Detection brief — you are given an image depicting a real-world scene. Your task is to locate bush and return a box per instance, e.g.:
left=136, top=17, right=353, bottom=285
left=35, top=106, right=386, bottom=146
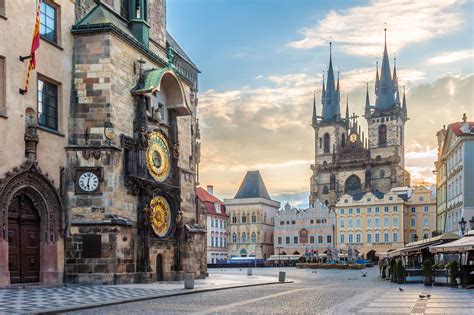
left=396, top=260, right=405, bottom=283
left=422, top=260, right=433, bottom=277
left=433, top=262, right=446, bottom=270
left=448, top=261, right=459, bottom=281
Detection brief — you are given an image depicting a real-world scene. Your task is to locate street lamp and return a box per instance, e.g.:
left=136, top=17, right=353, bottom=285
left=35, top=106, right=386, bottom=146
left=459, top=217, right=467, bottom=235
left=468, top=216, right=474, bottom=232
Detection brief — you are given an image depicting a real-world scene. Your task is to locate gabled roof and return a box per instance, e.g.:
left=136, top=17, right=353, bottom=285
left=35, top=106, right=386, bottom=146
left=234, top=170, right=272, bottom=200
left=196, top=187, right=227, bottom=217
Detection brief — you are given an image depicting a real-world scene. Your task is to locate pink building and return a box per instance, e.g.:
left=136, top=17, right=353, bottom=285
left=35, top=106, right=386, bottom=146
left=274, top=200, right=336, bottom=257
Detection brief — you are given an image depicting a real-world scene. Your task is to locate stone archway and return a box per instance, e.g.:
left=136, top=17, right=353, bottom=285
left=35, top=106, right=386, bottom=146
left=0, top=162, right=63, bottom=286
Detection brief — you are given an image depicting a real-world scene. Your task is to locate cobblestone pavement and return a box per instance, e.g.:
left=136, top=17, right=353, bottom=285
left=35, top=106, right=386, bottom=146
left=68, top=267, right=474, bottom=315
left=0, top=274, right=281, bottom=314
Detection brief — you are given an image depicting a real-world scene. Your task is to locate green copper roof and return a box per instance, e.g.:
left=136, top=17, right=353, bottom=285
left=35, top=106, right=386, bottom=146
left=132, top=68, right=169, bottom=94
left=73, top=2, right=132, bottom=37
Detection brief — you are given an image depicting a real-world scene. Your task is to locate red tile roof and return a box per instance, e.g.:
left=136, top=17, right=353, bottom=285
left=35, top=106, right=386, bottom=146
left=447, top=121, right=474, bottom=136
left=196, top=187, right=227, bottom=217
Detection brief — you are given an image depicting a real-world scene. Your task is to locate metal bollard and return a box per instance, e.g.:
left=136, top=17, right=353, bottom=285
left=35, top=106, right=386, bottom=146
left=279, top=271, right=286, bottom=282
left=184, top=272, right=194, bottom=289
left=247, top=268, right=253, bottom=276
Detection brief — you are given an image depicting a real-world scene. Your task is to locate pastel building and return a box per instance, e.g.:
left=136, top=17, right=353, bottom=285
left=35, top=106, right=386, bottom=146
left=225, top=171, right=280, bottom=259
left=274, top=201, right=336, bottom=256
left=196, top=186, right=228, bottom=264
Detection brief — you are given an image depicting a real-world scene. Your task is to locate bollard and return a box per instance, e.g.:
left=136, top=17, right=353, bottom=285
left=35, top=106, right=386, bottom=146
left=247, top=268, right=253, bottom=276
left=184, top=272, right=194, bottom=289
left=279, top=271, right=286, bottom=282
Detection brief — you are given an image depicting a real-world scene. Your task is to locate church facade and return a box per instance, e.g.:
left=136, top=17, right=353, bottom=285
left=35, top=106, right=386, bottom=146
left=310, top=34, right=410, bottom=209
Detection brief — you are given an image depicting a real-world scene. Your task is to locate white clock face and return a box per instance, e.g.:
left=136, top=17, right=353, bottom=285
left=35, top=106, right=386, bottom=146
left=78, top=172, right=99, bottom=192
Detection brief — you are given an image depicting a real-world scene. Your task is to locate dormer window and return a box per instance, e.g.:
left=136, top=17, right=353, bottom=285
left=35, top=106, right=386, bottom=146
left=214, top=203, right=221, bottom=214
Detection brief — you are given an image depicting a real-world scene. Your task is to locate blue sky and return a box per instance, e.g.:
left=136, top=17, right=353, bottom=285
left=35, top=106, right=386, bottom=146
left=167, top=0, right=473, bottom=208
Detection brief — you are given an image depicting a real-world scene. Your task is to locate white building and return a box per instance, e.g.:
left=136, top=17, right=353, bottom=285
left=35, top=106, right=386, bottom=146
left=196, top=186, right=228, bottom=264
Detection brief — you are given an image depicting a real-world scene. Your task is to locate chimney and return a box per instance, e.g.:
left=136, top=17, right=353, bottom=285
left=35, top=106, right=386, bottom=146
left=207, top=185, right=214, bottom=195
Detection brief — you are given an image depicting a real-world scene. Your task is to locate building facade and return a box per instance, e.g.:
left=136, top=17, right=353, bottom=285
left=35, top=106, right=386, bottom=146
left=335, top=186, right=436, bottom=260
left=274, top=200, right=335, bottom=256
left=225, top=171, right=280, bottom=259
left=196, top=186, right=228, bottom=264
left=310, top=33, right=410, bottom=210
left=435, top=114, right=474, bottom=235
left=1, top=0, right=205, bottom=286
left=0, top=0, right=75, bottom=286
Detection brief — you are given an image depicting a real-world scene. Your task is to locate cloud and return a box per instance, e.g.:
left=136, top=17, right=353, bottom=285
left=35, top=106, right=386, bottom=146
left=427, top=49, right=474, bottom=65
left=288, top=0, right=466, bottom=56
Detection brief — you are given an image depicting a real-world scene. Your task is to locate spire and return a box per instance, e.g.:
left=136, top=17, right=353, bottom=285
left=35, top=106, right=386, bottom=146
left=337, top=70, right=340, bottom=101
left=312, top=92, right=318, bottom=127
left=345, top=95, right=349, bottom=122
left=375, top=60, right=379, bottom=94
left=365, top=82, right=371, bottom=115
left=393, top=55, right=400, bottom=104
left=375, top=26, right=397, bottom=110
left=402, top=85, right=407, bottom=114
left=321, top=73, right=325, bottom=103
left=321, top=41, right=341, bottom=122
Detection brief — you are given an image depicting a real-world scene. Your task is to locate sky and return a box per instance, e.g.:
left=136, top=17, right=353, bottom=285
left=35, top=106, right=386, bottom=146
left=167, top=0, right=474, bottom=208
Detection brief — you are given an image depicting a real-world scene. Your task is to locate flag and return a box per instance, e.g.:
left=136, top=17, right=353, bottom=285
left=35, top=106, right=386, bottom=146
left=21, top=0, right=42, bottom=94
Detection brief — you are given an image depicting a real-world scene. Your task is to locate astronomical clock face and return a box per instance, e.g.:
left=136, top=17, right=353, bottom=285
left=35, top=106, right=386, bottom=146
left=349, top=133, right=358, bottom=143
left=146, top=131, right=171, bottom=182
left=149, top=196, right=172, bottom=237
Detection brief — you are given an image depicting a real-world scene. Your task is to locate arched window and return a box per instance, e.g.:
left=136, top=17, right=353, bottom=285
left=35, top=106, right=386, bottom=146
left=345, top=175, right=362, bottom=195
left=323, top=133, right=330, bottom=153
left=341, top=133, right=346, bottom=147
left=378, top=124, right=387, bottom=146
left=400, top=126, right=403, bottom=145
left=251, top=213, right=256, bottom=223
left=241, top=214, right=247, bottom=223
left=242, top=232, right=247, bottom=243
left=322, top=185, right=329, bottom=194
left=251, top=232, right=257, bottom=242
left=232, top=232, right=237, bottom=243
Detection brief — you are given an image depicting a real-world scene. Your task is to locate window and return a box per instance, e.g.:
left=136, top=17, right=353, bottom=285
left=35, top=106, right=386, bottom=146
left=310, top=235, right=315, bottom=244
left=211, top=219, right=214, bottom=228
left=375, top=207, right=380, bottom=213
left=0, top=56, right=5, bottom=115
left=393, top=205, right=398, bottom=212
left=419, top=196, right=424, bottom=201
left=251, top=232, right=257, bottom=243
left=411, top=233, right=417, bottom=241
left=318, top=235, right=323, bottom=244
left=293, top=236, right=298, bottom=244
left=340, top=234, right=345, bottom=243
left=367, top=218, right=372, bottom=228
left=322, top=185, right=329, bottom=194
left=40, top=1, right=57, bottom=43
left=38, top=78, right=58, bottom=130
left=388, top=196, right=393, bottom=201
left=232, top=233, right=237, bottom=243
left=423, top=233, right=429, bottom=239
left=356, top=233, right=361, bottom=243
left=356, top=208, right=360, bottom=214
left=348, top=234, right=353, bottom=243
left=384, top=233, right=389, bottom=243
left=241, top=214, right=247, bottom=223
left=345, top=175, right=362, bottom=195
left=211, top=237, right=214, bottom=247
left=348, top=219, right=353, bottom=228
left=319, top=137, right=322, bottom=148
left=277, top=236, right=282, bottom=245
left=291, top=220, right=296, bottom=225
left=340, top=218, right=345, bottom=228
left=423, top=217, right=429, bottom=227
left=286, top=236, right=290, bottom=244
left=323, top=133, right=330, bottom=153
left=310, top=219, right=314, bottom=224
left=393, top=232, right=398, bottom=242
left=251, top=213, right=256, bottom=223
left=356, top=218, right=361, bottom=228
left=366, top=233, right=372, bottom=243
left=375, top=233, right=380, bottom=243
left=411, top=218, right=416, bottom=227
left=340, top=208, right=344, bottom=215
left=348, top=208, right=353, bottom=214
left=82, top=235, right=101, bottom=258
left=393, top=217, right=398, bottom=227
left=327, top=235, right=332, bottom=244
left=367, top=207, right=372, bottom=214
left=280, top=221, right=285, bottom=226
left=378, top=124, right=387, bottom=146
left=383, top=217, right=389, bottom=227
left=232, top=215, right=237, bottom=224
left=367, top=198, right=372, bottom=202
left=380, top=170, right=385, bottom=178
left=411, top=207, right=416, bottom=213
left=384, top=206, right=389, bottom=212
left=242, top=232, right=247, bottom=243
left=375, top=218, right=380, bottom=228
left=424, top=206, right=429, bottom=213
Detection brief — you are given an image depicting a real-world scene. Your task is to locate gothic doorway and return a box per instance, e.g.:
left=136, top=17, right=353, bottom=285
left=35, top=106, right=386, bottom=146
left=8, top=193, right=40, bottom=283
left=156, top=254, right=164, bottom=281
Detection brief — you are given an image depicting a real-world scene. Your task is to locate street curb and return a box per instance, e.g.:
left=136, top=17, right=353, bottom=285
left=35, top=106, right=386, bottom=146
left=39, top=280, right=293, bottom=314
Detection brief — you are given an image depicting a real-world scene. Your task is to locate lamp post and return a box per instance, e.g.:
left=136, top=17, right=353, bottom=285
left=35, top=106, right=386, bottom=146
left=459, top=217, right=467, bottom=235
left=469, top=217, right=474, bottom=231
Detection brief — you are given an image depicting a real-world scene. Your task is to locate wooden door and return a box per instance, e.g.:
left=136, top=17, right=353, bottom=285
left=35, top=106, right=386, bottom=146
left=8, top=194, right=40, bottom=283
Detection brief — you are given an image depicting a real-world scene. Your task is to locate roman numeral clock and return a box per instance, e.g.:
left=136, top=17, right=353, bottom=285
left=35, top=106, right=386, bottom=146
left=74, top=168, right=104, bottom=195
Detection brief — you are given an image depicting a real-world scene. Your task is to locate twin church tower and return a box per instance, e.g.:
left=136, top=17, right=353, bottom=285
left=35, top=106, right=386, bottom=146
left=310, top=30, right=410, bottom=209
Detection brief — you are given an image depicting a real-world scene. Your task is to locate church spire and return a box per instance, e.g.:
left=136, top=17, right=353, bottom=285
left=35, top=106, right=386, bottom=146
left=375, top=60, right=379, bottom=94
left=365, top=82, right=371, bottom=116
left=393, top=55, right=400, bottom=105
left=312, top=92, right=317, bottom=127
left=321, top=41, right=341, bottom=122
left=402, top=85, right=407, bottom=114
left=345, top=95, right=349, bottom=122
left=375, top=26, right=397, bottom=110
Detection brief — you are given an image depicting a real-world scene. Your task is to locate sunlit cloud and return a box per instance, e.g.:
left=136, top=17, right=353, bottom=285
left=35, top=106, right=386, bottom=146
left=288, top=0, right=466, bottom=56
left=427, top=49, right=474, bottom=65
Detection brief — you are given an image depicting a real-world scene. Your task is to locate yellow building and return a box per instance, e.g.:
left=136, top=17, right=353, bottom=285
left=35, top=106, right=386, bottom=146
left=335, top=186, right=436, bottom=261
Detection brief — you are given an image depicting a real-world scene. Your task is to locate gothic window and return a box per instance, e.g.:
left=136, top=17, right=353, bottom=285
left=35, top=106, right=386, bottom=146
left=232, top=215, right=237, bottom=224
left=341, top=133, right=346, bottom=147
left=251, top=232, right=257, bottom=243
left=380, top=169, right=385, bottom=178
left=345, top=175, right=362, bottom=195
left=378, top=124, right=387, bottom=146
left=241, top=214, right=247, bottom=224
left=242, top=232, right=247, bottom=243
left=322, top=185, right=329, bottom=194
left=251, top=213, right=256, bottom=223
left=400, top=126, right=403, bottom=145
left=330, top=174, right=336, bottom=189
left=323, top=133, right=330, bottom=153
left=232, top=232, right=237, bottom=243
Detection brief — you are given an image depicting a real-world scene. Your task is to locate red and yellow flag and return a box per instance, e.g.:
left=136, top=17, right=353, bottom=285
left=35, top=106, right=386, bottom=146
left=22, top=0, right=42, bottom=94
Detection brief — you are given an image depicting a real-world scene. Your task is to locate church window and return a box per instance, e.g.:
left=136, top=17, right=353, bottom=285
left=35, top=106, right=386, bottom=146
left=322, top=185, right=329, bottom=194
left=380, top=170, right=385, bottom=178
left=344, top=175, right=362, bottom=195
left=323, top=133, right=330, bottom=153
left=378, top=124, right=387, bottom=146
